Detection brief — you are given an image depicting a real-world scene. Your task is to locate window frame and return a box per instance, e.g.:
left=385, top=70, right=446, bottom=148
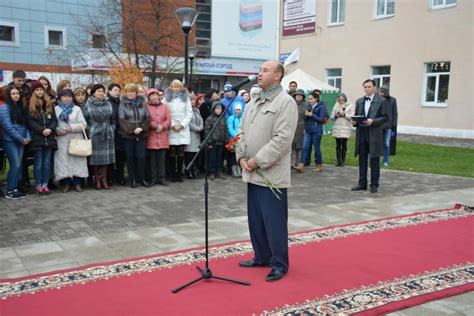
left=327, top=0, right=345, bottom=26
left=44, top=25, right=67, bottom=50
left=422, top=62, right=450, bottom=107
left=371, top=65, right=391, bottom=89
left=91, top=33, right=106, bottom=49
left=326, top=68, right=342, bottom=90
left=0, top=21, right=20, bottom=47
left=430, top=0, right=457, bottom=10
left=373, top=0, right=395, bottom=20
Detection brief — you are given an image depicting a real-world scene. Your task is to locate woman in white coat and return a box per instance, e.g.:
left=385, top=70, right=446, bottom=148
left=164, top=79, right=192, bottom=182
left=331, top=93, right=355, bottom=167
left=54, top=88, right=88, bottom=192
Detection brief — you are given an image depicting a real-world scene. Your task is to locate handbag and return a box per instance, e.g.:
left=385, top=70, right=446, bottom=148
left=68, top=126, right=92, bottom=157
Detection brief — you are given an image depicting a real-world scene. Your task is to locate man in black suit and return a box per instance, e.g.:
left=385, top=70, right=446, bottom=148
left=351, top=79, right=388, bottom=193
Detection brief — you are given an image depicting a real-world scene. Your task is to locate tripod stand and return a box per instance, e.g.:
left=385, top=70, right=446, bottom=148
left=172, top=98, right=250, bottom=293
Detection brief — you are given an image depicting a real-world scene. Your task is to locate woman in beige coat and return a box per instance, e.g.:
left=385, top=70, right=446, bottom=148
left=54, top=89, right=88, bottom=192
left=331, top=93, right=354, bottom=167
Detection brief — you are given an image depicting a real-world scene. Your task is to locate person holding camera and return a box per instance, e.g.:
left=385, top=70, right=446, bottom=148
left=331, top=93, right=354, bottom=167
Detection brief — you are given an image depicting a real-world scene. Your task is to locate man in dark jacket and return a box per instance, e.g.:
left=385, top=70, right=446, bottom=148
left=351, top=79, right=388, bottom=193
left=378, top=86, right=398, bottom=167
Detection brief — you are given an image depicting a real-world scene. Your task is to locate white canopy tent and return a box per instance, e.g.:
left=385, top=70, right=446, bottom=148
left=281, top=68, right=339, bottom=92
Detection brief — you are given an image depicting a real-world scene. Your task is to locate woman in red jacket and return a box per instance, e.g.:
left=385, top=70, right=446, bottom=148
left=146, top=88, right=171, bottom=186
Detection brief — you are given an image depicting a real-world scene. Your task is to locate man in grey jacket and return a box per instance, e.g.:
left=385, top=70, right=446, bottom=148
left=236, top=60, right=298, bottom=282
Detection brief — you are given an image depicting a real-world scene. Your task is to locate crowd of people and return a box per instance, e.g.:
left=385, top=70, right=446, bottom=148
left=0, top=69, right=259, bottom=199
left=0, top=67, right=397, bottom=200
left=287, top=80, right=398, bottom=179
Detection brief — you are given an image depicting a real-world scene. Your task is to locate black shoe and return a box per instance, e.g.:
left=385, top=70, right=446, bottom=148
left=265, top=269, right=287, bottom=282
left=131, top=180, right=137, bottom=188
left=351, top=184, right=367, bottom=191
left=239, top=259, right=270, bottom=268
left=370, top=185, right=378, bottom=193
left=157, top=180, right=168, bottom=186
left=141, top=180, right=150, bottom=188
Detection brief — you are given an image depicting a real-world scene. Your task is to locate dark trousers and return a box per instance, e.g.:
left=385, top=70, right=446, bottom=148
left=114, top=150, right=126, bottom=182
left=247, top=183, right=289, bottom=272
left=358, top=141, right=380, bottom=188
left=335, top=138, right=348, bottom=163
left=124, top=138, right=146, bottom=182
left=208, top=144, right=224, bottom=174
left=149, top=149, right=166, bottom=183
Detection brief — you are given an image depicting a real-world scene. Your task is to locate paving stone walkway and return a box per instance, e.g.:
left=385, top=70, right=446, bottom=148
left=1, top=165, right=473, bottom=315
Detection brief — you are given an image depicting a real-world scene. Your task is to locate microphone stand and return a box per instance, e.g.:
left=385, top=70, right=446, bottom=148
left=171, top=93, right=251, bottom=293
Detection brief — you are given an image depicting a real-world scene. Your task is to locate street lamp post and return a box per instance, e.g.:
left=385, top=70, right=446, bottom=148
left=188, top=47, right=199, bottom=91
left=175, top=7, right=198, bottom=85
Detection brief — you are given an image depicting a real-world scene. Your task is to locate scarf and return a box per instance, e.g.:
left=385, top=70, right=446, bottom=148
left=58, top=103, right=74, bottom=123
left=131, top=98, right=140, bottom=108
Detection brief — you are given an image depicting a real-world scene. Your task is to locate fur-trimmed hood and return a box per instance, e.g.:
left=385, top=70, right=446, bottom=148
left=164, top=88, right=189, bottom=103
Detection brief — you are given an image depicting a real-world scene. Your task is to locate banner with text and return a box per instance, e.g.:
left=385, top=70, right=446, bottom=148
left=283, top=0, right=316, bottom=37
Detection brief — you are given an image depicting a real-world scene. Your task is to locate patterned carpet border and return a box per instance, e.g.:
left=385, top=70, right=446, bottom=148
left=0, top=205, right=471, bottom=300
left=265, top=263, right=474, bottom=315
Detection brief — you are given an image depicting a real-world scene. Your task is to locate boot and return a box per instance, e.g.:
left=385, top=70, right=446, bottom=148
left=170, top=156, right=177, bottom=182
left=294, top=163, right=305, bottom=173
left=176, top=156, right=184, bottom=182
left=192, top=167, right=199, bottom=179
left=336, top=147, right=342, bottom=166
left=231, top=165, right=240, bottom=178
left=217, top=171, right=226, bottom=180
left=186, top=170, right=194, bottom=179
left=100, top=166, right=109, bottom=190
left=93, top=166, right=101, bottom=190
left=236, top=166, right=242, bottom=177
left=313, top=164, right=323, bottom=172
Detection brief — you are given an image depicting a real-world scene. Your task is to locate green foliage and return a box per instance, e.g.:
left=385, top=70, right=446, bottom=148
left=319, top=136, right=474, bottom=178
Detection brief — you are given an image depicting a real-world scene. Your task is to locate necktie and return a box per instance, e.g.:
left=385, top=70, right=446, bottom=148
left=364, top=97, right=371, bottom=101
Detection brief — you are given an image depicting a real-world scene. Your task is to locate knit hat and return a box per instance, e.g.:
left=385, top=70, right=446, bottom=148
left=223, top=82, right=233, bottom=93
left=338, top=93, right=347, bottom=102
left=30, top=80, right=44, bottom=92
left=249, top=84, right=260, bottom=97
left=147, top=88, right=159, bottom=98
left=379, top=86, right=390, bottom=97
left=58, top=88, right=74, bottom=98
left=294, top=89, right=305, bottom=97
left=234, top=104, right=243, bottom=111
left=212, top=101, right=223, bottom=110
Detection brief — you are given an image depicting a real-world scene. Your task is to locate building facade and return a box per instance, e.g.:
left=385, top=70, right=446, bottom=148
left=0, top=0, right=264, bottom=93
left=279, top=0, right=473, bottom=138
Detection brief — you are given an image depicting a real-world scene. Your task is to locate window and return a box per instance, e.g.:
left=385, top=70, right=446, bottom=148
left=329, top=0, right=345, bottom=25
left=44, top=26, right=66, bottom=49
left=431, top=0, right=456, bottom=9
left=326, top=68, right=342, bottom=90
left=0, top=21, right=20, bottom=46
left=92, top=34, right=106, bottom=49
left=375, top=0, right=395, bottom=18
left=371, top=66, right=391, bottom=89
left=423, top=62, right=450, bottom=106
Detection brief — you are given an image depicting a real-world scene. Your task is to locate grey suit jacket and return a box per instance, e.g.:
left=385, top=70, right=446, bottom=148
left=354, top=93, right=388, bottom=158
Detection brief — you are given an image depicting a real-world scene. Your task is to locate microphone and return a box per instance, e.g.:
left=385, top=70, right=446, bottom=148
left=229, top=75, right=258, bottom=91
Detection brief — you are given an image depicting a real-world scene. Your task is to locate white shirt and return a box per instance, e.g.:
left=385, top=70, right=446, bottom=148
left=364, top=94, right=374, bottom=117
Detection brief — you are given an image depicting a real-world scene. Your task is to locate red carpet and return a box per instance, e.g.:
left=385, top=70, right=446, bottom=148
left=1, top=204, right=473, bottom=315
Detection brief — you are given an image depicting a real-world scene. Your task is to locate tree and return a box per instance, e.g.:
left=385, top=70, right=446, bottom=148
left=72, top=0, right=186, bottom=88
left=108, top=62, right=144, bottom=89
